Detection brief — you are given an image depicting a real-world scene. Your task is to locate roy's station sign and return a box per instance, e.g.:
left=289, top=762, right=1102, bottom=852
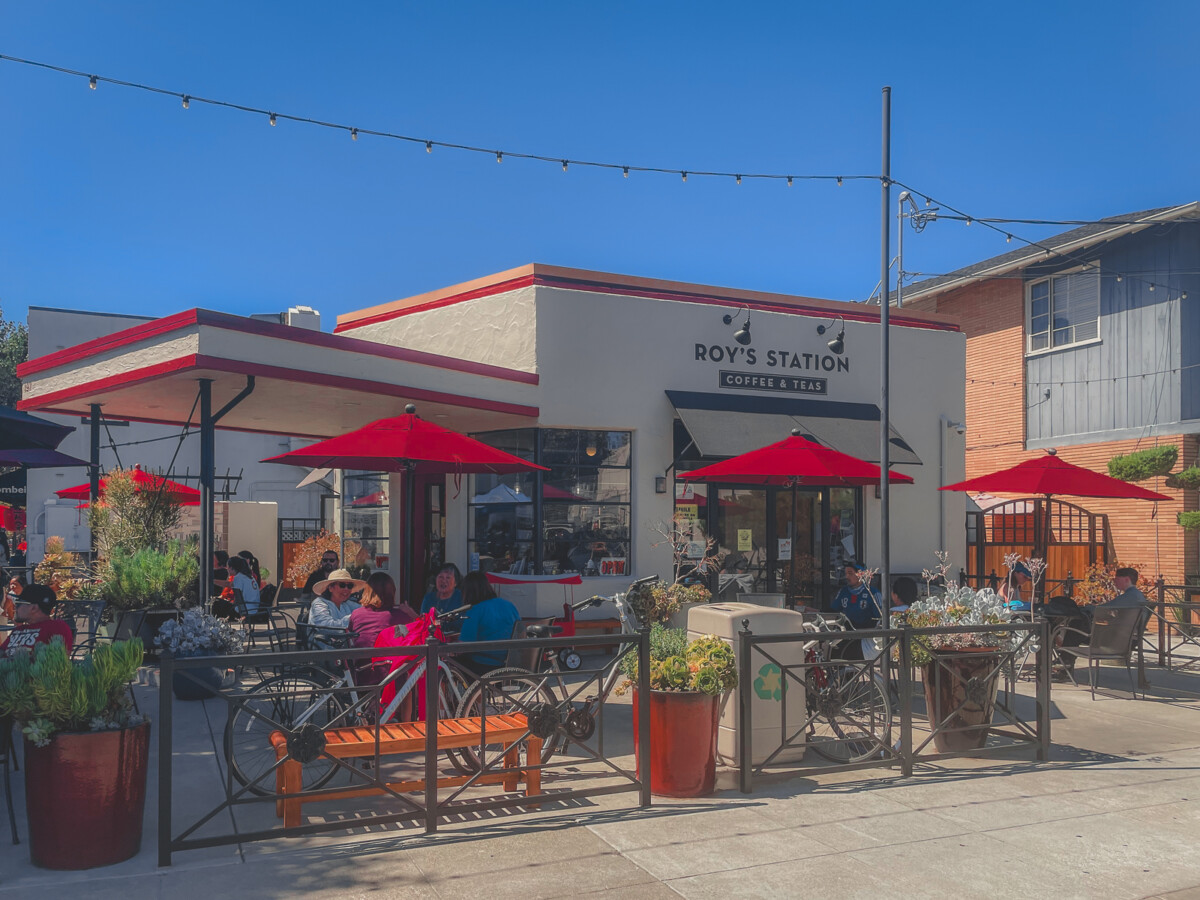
left=694, top=343, right=849, bottom=396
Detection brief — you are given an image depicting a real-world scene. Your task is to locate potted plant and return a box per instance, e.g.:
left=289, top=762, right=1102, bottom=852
left=156, top=608, right=244, bottom=700
left=620, top=625, right=738, bottom=797
left=903, top=556, right=1031, bottom=752
left=0, top=638, right=148, bottom=869
left=97, top=540, right=198, bottom=658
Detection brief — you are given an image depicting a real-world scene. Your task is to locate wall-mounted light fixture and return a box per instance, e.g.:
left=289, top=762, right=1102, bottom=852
left=816, top=315, right=846, bottom=355
left=722, top=306, right=752, bottom=345
left=655, top=476, right=667, bottom=494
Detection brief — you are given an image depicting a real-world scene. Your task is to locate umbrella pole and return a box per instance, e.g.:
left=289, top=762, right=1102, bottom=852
left=405, top=463, right=416, bottom=603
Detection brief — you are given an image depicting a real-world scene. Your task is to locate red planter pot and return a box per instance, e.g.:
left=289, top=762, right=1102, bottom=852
left=25, top=721, right=151, bottom=869
left=632, top=689, right=719, bottom=798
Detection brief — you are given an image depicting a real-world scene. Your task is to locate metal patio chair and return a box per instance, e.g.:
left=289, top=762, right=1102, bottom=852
left=1054, top=605, right=1148, bottom=700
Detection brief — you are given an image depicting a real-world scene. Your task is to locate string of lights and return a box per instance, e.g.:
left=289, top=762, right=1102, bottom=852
left=0, top=53, right=876, bottom=187
left=966, top=359, right=1200, bottom=389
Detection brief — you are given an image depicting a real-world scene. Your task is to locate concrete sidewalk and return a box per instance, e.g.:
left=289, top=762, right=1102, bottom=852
left=2, top=664, right=1200, bottom=899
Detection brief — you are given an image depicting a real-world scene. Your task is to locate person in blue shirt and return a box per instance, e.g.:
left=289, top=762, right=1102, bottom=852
left=1000, top=562, right=1033, bottom=612
left=830, top=561, right=883, bottom=660
left=420, top=563, right=463, bottom=615
left=457, top=570, right=521, bottom=677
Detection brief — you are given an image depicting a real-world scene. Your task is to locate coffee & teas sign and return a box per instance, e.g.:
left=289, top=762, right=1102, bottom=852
left=693, top=340, right=850, bottom=396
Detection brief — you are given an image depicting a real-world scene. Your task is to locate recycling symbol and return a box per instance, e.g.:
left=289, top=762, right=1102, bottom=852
left=753, top=663, right=782, bottom=701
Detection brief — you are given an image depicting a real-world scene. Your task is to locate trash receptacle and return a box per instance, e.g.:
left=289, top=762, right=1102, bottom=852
left=688, top=602, right=808, bottom=767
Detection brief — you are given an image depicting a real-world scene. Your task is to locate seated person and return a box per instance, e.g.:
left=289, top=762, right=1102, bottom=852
left=304, top=550, right=340, bottom=595
left=4, top=573, right=27, bottom=621
left=890, top=575, right=918, bottom=614
left=309, top=569, right=366, bottom=633
left=2, top=584, right=73, bottom=657
left=829, top=561, right=883, bottom=660
left=349, top=572, right=417, bottom=649
left=999, top=563, right=1033, bottom=611
left=420, top=563, right=463, bottom=615
left=212, top=556, right=261, bottom=619
left=1055, top=567, right=1149, bottom=678
left=456, top=570, right=521, bottom=677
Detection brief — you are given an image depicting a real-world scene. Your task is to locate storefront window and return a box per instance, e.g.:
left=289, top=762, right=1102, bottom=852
left=469, top=429, right=632, bottom=575
left=341, top=471, right=390, bottom=573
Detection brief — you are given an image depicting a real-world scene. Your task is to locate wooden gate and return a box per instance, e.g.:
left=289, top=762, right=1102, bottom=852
left=966, top=497, right=1110, bottom=589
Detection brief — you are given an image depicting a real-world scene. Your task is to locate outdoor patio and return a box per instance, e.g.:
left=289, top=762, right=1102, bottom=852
left=3, top=656, right=1200, bottom=899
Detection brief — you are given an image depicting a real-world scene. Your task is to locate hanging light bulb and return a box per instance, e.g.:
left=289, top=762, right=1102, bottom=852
left=925, top=197, right=931, bottom=207
left=681, top=171, right=688, bottom=183
left=351, top=128, right=358, bottom=141
left=786, top=176, right=793, bottom=187
left=836, top=176, right=842, bottom=186
left=1006, top=234, right=1012, bottom=243
left=496, top=151, right=503, bottom=163
left=623, top=166, right=629, bottom=178
left=426, top=141, right=432, bottom=153
left=269, top=112, right=277, bottom=126
left=1149, top=283, right=1156, bottom=292
left=1116, top=275, right=1123, bottom=282
left=181, top=95, right=190, bottom=109
left=562, top=160, right=568, bottom=172
left=1183, top=291, right=1189, bottom=300
left=736, top=174, right=742, bottom=185
left=88, top=75, right=97, bottom=90
left=965, top=217, right=972, bottom=226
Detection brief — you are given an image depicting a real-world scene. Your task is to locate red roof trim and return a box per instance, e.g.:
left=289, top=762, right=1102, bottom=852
left=18, top=307, right=539, bottom=385
left=334, top=274, right=536, bottom=333
left=17, top=310, right=201, bottom=377
left=32, top=405, right=332, bottom=440
left=19, top=353, right=539, bottom=422
left=335, top=271, right=958, bottom=333
left=195, top=356, right=540, bottom=418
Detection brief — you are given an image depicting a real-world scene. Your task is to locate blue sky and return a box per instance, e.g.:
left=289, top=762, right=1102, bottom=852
left=2, top=1, right=1197, bottom=326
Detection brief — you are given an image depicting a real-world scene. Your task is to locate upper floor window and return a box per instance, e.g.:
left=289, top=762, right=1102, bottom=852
left=1026, top=266, right=1100, bottom=353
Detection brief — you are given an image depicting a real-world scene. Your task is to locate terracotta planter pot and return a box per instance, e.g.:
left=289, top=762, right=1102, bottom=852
left=632, top=689, right=719, bottom=797
left=25, top=721, right=151, bottom=869
left=921, top=649, right=1001, bottom=753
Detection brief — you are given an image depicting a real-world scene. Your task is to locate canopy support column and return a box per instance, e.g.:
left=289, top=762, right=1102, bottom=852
left=89, top=404, right=101, bottom=555
left=198, top=376, right=255, bottom=604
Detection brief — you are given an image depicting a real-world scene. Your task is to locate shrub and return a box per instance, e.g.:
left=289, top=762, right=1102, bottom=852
left=1107, top=446, right=1178, bottom=481
left=1178, top=512, right=1200, bottom=531
left=99, top=540, right=199, bottom=610
left=627, top=580, right=713, bottom=626
left=88, top=467, right=185, bottom=557
left=620, top=625, right=737, bottom=695
left=1165, top=467, right=1200, bottom=490
left=34, top=536, right=86, bottom=600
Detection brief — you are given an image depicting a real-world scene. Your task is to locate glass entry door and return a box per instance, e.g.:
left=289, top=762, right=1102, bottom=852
left=714, top=488, right=769, bottom=602
left=774, top=488, right=823, bottom=607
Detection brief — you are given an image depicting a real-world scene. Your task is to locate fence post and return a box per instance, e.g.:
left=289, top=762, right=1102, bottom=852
left=158, top=650, right=174, bottom=867
left=898, top=627, right=913, bottom=777
left=637, top=625, right=651, bottom=808
left=1036, top=618, right=1051, bottom=761
left=1157, top=576, right=1166, bottom=669
left=1064, top=571, right=1075, bottom=600
left=738, top=620, right=753, bottom=793
left=424, top=636, right=439, bottom=835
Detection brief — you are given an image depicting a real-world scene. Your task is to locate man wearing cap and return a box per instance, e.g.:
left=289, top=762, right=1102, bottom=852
left=309, top=569, right=366, bottom=632
left=2, top=584, right=73, bottom=657
left=831, top=561, right=883, bottom=627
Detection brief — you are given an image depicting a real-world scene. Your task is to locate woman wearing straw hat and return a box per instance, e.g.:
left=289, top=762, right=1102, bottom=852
left=309, top=568, right=367, bottom=632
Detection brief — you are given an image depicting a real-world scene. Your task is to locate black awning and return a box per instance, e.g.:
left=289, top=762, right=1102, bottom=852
left=666, top=390, right=922, bottom=465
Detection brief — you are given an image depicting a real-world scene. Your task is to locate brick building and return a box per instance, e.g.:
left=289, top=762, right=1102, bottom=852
left=905, top=202, right=1200, bottom=583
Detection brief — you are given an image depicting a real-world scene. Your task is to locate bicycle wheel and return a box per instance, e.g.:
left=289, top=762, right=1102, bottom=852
left=440, top=659, right=480, bottom=775
left=224, top=670, right=349, bottom=797
left=806, top=665, right=892, bottom=764
left=454, top=666, right=560, bottom=773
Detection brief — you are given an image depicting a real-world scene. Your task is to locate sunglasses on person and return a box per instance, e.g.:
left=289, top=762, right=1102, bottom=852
left=332, top=582, right=355, bottom=589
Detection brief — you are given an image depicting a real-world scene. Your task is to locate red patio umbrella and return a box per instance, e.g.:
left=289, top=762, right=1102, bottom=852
left=939, top=448, right=1169, bottom=566
left=940, top=451, right=1170, bottom=501
left=56, top=465, right=201, bottom=506
left=679, top=431, right=914, bottom=487
left=262, top=405, right=548, bottom=591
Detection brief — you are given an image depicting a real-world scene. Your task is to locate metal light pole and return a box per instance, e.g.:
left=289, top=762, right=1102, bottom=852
left=879, top=87, right=892, bottom=629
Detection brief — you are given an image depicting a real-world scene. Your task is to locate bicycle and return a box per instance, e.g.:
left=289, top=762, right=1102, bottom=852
left=795, top=613, right=893, bottom=763
left=223, top=611, right=477, bottom=797
left=452, top=575, right=656, bottom=772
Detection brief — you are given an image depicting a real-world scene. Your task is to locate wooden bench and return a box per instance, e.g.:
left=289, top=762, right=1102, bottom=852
left=573, top=617, right=623, bottom=654
left=269, top=714, right=542, bottom=827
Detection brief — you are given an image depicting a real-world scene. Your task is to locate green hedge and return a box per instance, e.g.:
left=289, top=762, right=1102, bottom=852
left=1108, top=446, right=1178, bottom=481
left=1165, top=467, right=1200, bottom=490
left=1178, top=512, right=1200, bottom=531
